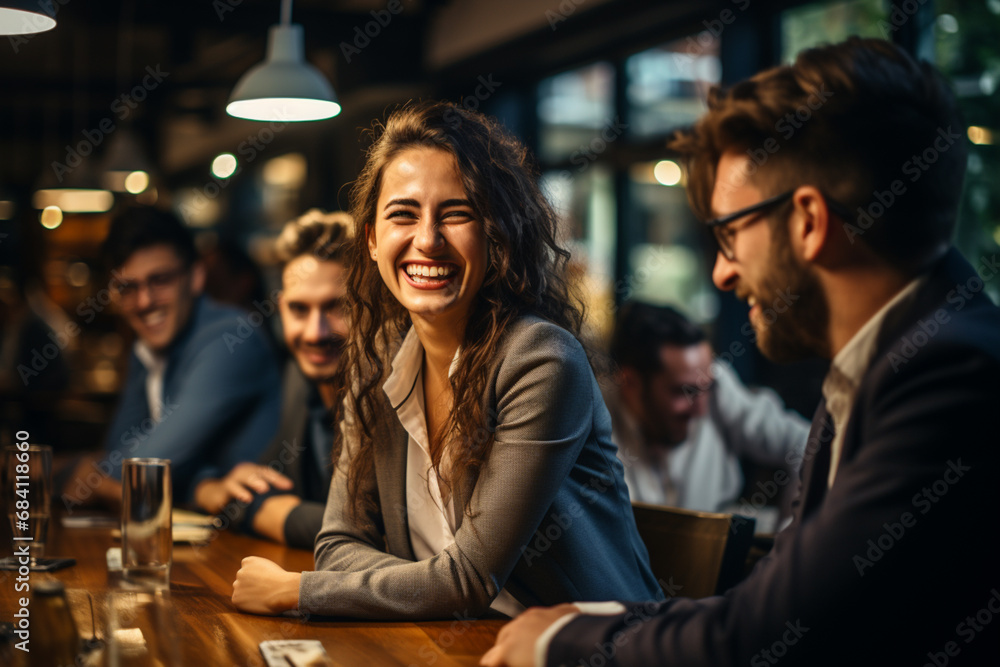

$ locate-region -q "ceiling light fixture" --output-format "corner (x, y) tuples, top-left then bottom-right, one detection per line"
(0, 1), (57, 36)
(226, 0), (340, 122)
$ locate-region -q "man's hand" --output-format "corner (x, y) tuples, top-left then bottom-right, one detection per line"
(232, 556), (301, 615)
(194, 463), (293, 514)
(252, 494), (303, 544)
(480, 604), (579, 667)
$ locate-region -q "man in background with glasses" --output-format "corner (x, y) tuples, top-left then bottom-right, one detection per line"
(59, 207), (281, 509)
(607, 301), (807, 522)
(483, 37), (999, 667)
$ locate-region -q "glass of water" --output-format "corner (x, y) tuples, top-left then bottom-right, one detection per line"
(4, 444), (52, 566)
(121, 458), (172, 589)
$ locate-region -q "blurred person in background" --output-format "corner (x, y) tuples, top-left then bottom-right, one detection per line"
(0, 268), (72, 445)
(195, 210), (351, 549)
(0, 268), (71, 393)
(59, 206), (281, 509)
(608, 301), (807, 520)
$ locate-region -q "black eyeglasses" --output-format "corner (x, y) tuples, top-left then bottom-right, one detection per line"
(705, 189), (853, 261)
(112, 267), (186, 303)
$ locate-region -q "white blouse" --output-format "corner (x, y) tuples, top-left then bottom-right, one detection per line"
(382, 328), (525, 618)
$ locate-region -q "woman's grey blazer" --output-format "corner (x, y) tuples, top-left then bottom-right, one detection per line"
(298, 315), (662, 619)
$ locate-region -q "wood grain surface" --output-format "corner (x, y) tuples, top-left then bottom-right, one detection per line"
(0, 518), (505, 666)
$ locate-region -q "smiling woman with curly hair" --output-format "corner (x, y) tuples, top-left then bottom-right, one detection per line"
(232, 100), (660, 619)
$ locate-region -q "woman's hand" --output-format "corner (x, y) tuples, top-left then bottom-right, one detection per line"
(195, 463), (294, 514)
(232, 556), (301, 615)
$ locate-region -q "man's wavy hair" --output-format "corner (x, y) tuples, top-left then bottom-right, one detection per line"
(274, 209), (353, 271)
(670, 37), (966, 272)
(339, 100), (585, 524)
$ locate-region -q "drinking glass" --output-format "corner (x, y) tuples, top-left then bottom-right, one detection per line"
(121, 458), (172, 589)
(4, 444), (52, 566)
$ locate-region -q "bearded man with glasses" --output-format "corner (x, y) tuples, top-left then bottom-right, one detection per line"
(59, 207), (281, 510)
(483, 37), (999, 667)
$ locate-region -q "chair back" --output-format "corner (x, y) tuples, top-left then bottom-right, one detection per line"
(632, 502), (756, 599)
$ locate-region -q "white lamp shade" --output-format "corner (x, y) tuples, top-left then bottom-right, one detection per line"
(227, 24), (340, 122)
(0, 1), (56, 36)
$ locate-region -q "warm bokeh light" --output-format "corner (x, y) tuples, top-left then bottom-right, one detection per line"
(653, 160), (683, 186)
(0, 200), (13, 220)
(40, 206), (63, 229)
(212, 153), (238, 179)
(33, 188), (114, 213)
(67, 261), (91, 287)
(124, 171), (150, 194)
(176, 187), (222, 227)
(90, 359), (119, 392)
(263, 153), (307, 187)
(968, 126), (994, 145)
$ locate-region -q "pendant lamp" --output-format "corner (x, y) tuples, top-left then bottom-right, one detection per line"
(226, 0), (340, 122)
(0, 1), (57, 36)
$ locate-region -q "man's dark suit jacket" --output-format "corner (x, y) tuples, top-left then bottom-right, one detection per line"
(548, 248), (1000, 666)
(235, 361), (333, 550)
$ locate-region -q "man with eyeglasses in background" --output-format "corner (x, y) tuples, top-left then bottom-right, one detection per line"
(59, 207), (281, 510)
(607, 301), (807, 522)
(483, 37), (999, 667)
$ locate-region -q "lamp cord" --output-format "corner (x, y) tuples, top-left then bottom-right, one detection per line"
(281, 0), (292, 26)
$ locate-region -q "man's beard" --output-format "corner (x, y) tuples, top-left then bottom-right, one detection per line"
(300, 334), (345, 381)
(749, 228), (830, 363)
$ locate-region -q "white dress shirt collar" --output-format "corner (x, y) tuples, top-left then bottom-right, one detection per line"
(134, 340), (168, 423)
(821, 275), (925, 485)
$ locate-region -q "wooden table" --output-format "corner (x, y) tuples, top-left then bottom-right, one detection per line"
(0, 518), (505, 666)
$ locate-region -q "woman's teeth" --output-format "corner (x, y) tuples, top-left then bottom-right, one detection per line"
(404, 264), (455, 280)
